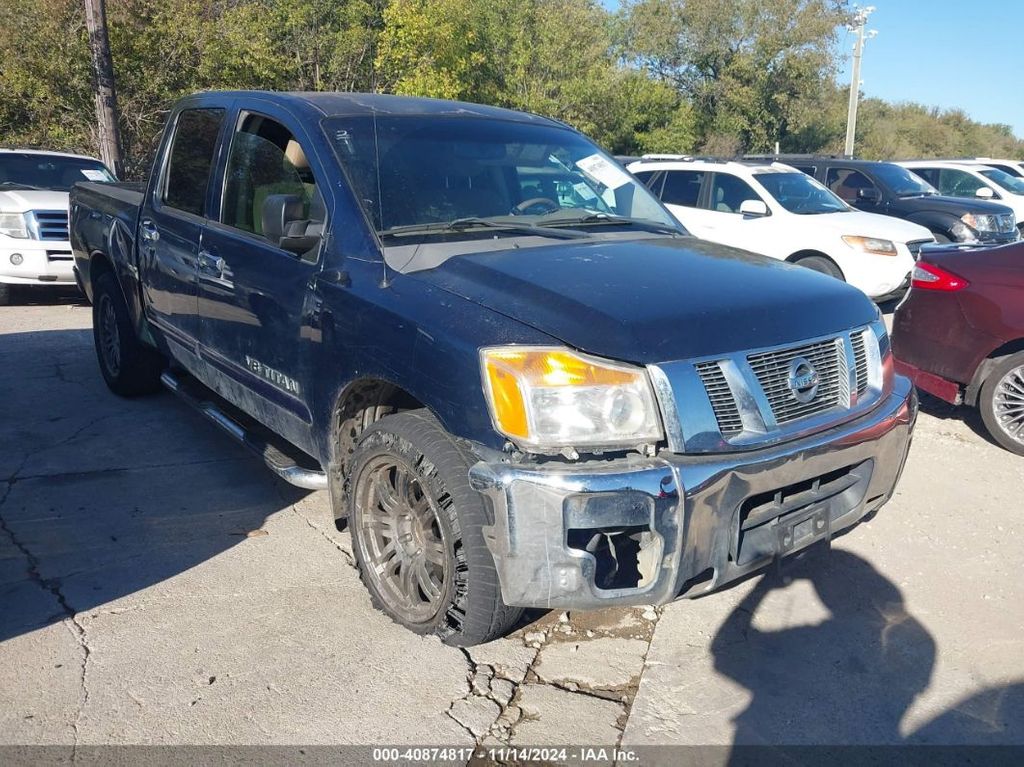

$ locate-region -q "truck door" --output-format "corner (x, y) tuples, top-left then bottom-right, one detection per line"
(139, 107), (226, 349)
(197, 109), (327, 447)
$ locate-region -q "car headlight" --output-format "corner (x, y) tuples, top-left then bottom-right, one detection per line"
(841, 235), (898, 255)
(961, 212), (998, 232)
(480, 346), (663, 450)
(949, 221), (979, 243)
(0, 213), (29, 239)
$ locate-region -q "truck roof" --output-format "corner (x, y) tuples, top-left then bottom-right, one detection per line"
(188, 90), (562, 127)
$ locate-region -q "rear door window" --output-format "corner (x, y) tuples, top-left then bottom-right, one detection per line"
(161, 108), (226, 216)
(660, 170), (705, 207)
(708, 173), (761, 213)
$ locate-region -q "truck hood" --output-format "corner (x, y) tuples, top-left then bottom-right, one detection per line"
(0, 189), (69, 213)
(804, 209), (933, 243)
(891, 194), (1015, 218)
(410, 237), (879, 364)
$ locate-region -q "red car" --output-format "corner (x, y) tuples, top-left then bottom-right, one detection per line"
(892, 242), (1024, 455)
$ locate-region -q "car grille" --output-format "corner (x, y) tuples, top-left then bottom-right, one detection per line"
(907, 239), (931, 260)
(31, 210), (69, 241)
(695, 361), (744, 435)
(748, 338), (847, 425)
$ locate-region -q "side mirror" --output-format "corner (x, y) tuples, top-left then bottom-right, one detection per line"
(975, 187), (995, 199)
(739, 199), (769, 217)
(857, 187), (881, 203)
(261, 193), (320, 255)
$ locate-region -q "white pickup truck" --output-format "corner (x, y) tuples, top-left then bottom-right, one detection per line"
(0, 149), (115, 304)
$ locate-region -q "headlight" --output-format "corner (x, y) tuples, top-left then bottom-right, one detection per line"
(0, 213), (29, 239)
(949, 221), (979, 243)
(841, 235), (898, 255)
(961, 212), (998, 232)
(480, 346), (663, 450)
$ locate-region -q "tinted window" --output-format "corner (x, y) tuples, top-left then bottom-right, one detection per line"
(826, 167), (879, 204)
(632, 170), (655, 185)
(220, 113), (324, 261)
(0, 153), (114, 191)
(660, 170), (704, 207)
(987, 164), (1022, 178)
(793, 165), (816, 176)
(906, 167), (938, 187)
(754, 171), (849, 214)
(163, 108), (225, 216)
(979, 168), (1024, 195)
(709, 173), (761, 213)
(935, 168), (988, 197)
(869, 163), (936, 197)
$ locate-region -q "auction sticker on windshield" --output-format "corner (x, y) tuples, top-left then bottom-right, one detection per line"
(81, 169), (110, 181)
(576, 153), (632, 190)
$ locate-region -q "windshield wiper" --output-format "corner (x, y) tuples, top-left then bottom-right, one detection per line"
(380, 217), (588, 240)
(541, 212), (681, 235)
(0, 181), (42, 190)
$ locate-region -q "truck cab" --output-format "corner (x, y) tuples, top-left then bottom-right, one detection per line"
(71, 92), (917, 646)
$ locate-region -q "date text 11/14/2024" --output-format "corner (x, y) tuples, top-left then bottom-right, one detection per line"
(371, 747), (639, 762)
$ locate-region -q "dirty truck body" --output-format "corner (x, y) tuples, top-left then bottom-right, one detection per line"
(70, 91), (916, 646)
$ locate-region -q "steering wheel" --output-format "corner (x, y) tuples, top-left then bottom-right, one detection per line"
(512, 197), (560, 216)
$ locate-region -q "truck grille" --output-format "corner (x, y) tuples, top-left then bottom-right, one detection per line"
(748, 339), (846, 425)
(851, 332), (869, 395)
(695, 361), (743, 435)
(31, 210), (69, 241)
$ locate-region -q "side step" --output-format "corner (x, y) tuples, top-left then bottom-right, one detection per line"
(160, 371), (328, 490)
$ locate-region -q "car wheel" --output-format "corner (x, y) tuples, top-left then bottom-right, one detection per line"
(92, 272), (165, 396)
(979, 352), (1024, 456)
(795, 255), (844, 281)
(348, 410), (523, 646)
(0, 283), (11, 306)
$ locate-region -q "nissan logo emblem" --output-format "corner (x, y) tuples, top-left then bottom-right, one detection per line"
(788, 357), (820, 404)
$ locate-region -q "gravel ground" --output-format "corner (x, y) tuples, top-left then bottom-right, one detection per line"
(1, 293), (1021, 759)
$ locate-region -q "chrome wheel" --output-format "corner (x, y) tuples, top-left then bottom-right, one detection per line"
(993, 364), (1024, 445)
(354, 456), (450, 624)
(98, 294), (121, 377)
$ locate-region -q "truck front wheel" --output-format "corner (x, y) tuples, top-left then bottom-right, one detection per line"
(92, 272), (165, 396)
(347, 411), (523, 646)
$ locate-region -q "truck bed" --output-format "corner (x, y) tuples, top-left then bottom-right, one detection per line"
(69, 181), (144, 303)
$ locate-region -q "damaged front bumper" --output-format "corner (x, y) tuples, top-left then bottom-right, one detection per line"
(469, 375), (917, 610)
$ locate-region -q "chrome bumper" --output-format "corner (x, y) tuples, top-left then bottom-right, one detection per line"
(469, 375), (917, 610)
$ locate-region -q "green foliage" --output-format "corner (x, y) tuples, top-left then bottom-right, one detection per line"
(1, 0), (1020, 177)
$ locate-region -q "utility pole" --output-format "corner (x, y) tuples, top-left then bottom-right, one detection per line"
(844, 6), (876, 158)
(83, 0), (124, 178)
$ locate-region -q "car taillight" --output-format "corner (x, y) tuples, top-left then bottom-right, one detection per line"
(911, 262), (969, 291)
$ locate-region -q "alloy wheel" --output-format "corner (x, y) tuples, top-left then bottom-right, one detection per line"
(993, 364), (1024, 446)
(99, 294), (121, 377)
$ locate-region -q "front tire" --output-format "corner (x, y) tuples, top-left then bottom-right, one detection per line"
(795, 254), (844, 281)
(347, 410), (523, 646)
(92, 272), (165, 396)
(979, 352), (1024, 456)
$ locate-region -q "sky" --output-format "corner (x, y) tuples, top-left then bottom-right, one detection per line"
(835, 1), (1024, 138)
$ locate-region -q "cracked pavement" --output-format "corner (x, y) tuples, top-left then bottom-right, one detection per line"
(2, 298), (1023, 757)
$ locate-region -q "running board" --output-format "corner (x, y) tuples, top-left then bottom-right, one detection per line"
(160, 371), (328, 490)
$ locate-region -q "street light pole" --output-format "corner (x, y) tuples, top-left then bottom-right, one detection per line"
(844, 6), (876, 158)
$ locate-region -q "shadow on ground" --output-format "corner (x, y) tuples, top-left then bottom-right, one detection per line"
(0, 327), (311, 644)
(712, 548), (1023, 759)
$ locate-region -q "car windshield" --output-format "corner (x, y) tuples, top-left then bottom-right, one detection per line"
(979, 167), (1024, 195)
(753, 171), (850, 214)
(0, 153), (114, 191)
(321, 114), (678, 235)
(872, 163), (938, 197)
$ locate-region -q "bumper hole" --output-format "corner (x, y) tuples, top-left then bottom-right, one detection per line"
(567, 525), (655, 591)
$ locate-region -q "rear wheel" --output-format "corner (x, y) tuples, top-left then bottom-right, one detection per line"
(795, 254), (844, 281)
(92, 272), (165, 396)
(979, 352), (1024, 456)
(348, 410), (522, 646)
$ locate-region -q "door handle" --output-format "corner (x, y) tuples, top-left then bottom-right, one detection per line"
(140, 219), (160, 242)
(197, 250), (225, 276)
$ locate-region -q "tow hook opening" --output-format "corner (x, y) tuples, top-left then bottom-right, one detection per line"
(567, 525), (660, 590)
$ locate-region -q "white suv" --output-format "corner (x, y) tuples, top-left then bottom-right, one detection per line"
(628, 156), (934, 300)
(0, 149), (115, 305)
(898, 160), (1024, 232)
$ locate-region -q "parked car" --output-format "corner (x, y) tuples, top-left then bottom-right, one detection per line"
(755, 155), (1018, 246)
(0, 149), (115, 305)
(71, 92), (916, 646)
(628, 156), (934, 300)
(892, 242), (1024, 455)
(959, 158), (1024, 178)
(899, 161), (1024, 234)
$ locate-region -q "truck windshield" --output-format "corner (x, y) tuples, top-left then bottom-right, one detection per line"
(754, 171), (850, 215)
(322, 115), (678, 235)
(979, 168), (1024, 195)
(0, 153), (114, 191)
(871, 163), (938, 197)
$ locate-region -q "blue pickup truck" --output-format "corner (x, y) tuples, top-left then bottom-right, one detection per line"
(70, 91), (917, 646)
